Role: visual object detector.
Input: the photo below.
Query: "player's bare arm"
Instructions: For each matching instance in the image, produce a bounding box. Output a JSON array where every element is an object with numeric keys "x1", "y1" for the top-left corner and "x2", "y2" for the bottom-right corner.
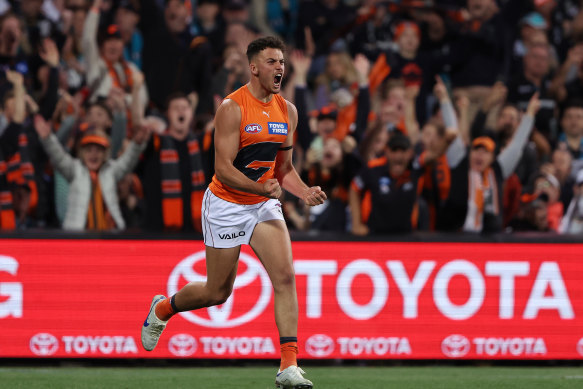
[
  {"x1": 275, "y1": 101, "x2": 327, "y2": 206},
  {"x1": 214, "y1": 99, "x2": 281, "y2": 199}
]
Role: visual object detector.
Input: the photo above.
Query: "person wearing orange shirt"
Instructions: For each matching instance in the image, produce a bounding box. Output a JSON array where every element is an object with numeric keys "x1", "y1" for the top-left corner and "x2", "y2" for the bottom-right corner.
[{"x1": 141, "y1": 36, "x2": 325, "y2": 389}]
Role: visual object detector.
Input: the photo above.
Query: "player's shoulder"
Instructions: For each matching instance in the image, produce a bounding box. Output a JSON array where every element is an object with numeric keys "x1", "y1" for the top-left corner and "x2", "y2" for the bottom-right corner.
[
  {"x1": 217, "y1": 98, "x2": 241, "y2": 114},
  {"x1": 215, "y1": 98, "x2": 242, "y2": 126},
  {"x1": 284, "y1": 99, "x2": 298, "y2": 118}
]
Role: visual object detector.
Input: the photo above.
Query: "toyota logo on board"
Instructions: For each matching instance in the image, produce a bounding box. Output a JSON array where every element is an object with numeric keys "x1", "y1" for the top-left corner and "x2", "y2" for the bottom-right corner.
[
  {"x1": 441, "y1": 334, "x2": 470, "y2": 358},
  {"x1": 305, "y1": 334, "x2": 335, "y2": 358},
  {"x1": 30, "y1": 333, "x2": 59, "y2": 356},
  {"x1": 168, "y1": 334, "x2": 197, "y2": 357},
  {"x1": 167, "y1": 251, "x2": 271, "y2": 328}
]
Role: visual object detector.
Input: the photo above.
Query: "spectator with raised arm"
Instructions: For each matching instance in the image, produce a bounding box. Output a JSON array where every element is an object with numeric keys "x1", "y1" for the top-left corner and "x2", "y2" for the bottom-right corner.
[
  {"x1": 59, "y1": 0, "x2": 89, "y2": 94},
  {"x1": 349, "y1": 132, "x2": 424, "y2": 235},
  {"x1": 507, "y1": 43, "x2": 557, "y2": 145},
  {"x1": 441, "y1": 92, "x2": 541, "y2": 233},
  {"x1": 416, "y1": 76, "x2": 460, "y2": 231},
  {"x1": 0, "y1": 13, "x2": 33, "y2": 94},
  {"x1": 137, "y1": 93, "x2": 207, "y2": 233},
  {"x1": 1, "y1": 69, "x2": 44, "y2": 229},
  {"x1": 448, "y1": 0, "x2": 532, "y2": 124},
  {"x1": 0, "y1": 70, "x2": 26, "y2": 230},
  {"x1": 470, "y1": 83, "x2": 539, "y2": 187},
  {"x1": 82, "y1": 0, "x2": 148, "y2": 107},
  {"x1": 549, "y1": 42, "x2": 583, "y2": 104},
  {"x1": 35, "y1": 114, "x2": 149, "y2": 231},
  {"x1": 115, "y1": 0, "x2": 143, "y2": 69}
]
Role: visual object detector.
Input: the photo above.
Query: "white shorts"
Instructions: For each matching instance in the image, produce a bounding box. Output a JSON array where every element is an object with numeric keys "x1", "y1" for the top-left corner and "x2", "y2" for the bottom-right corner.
[{"x1": 201, "y1": 188, "x2": 285, "y2": 248}]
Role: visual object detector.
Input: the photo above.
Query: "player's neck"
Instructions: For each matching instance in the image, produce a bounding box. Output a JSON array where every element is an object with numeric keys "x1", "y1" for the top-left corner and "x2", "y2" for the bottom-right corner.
[{"x1": 247, "y1": 81, "x2": 273, "y2": 103}]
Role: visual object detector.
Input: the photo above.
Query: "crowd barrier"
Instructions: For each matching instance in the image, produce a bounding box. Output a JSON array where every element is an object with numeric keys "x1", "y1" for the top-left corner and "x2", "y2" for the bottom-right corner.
[{"x1": 0, "y1": 232, "x2": 582, "y2": 360}]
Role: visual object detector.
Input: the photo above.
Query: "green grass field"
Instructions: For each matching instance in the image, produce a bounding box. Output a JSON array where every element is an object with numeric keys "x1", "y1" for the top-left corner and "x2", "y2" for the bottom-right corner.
[{"x1": 1, "y1": 366, "x2": 583, "y2": 389}]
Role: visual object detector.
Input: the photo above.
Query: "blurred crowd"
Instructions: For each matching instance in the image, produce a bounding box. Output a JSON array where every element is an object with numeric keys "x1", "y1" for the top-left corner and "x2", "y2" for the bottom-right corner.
[{"x1": 1, "y1": 0, "x2": 583, "y2": 235}]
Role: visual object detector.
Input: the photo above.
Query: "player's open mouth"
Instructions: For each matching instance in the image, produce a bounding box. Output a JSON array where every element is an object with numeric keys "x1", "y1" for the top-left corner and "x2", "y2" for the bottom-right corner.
[
  {"x1": 274, "y1": 74, "x2": 283, "y2": 87},
  {"x1": 178, "y1": 116, "x2": 185, "y2": 123}
]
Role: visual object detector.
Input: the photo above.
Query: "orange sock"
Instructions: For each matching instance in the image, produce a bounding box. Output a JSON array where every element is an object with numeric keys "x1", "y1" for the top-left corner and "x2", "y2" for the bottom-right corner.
[
  {"x1": 280, "y1": 342, "x2": 298, "y2": 371},
  {"x1": 154, "y1": 298, "x2": 175, "y2": 321}
]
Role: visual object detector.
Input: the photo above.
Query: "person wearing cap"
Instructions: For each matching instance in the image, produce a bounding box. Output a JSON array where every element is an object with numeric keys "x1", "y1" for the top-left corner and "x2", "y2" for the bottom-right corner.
[
  {"x1": 82, "y1": 0, "x2": 148, "y2": 107},
  {"x1": 559, "y1": 169, "x2": 583, "y2": 234},
  {"x1": 513, "y1": 12, "x2": 548, "y2": 63},
  {"x1": 349, "y1": 131, "x2": 424, "y2": 235},
  {"x1": 34, "y1": 114, "x2": 149, "y2": 230},
  {"x1": 441, "y1": 92, "x2": 541, "y2": 233},
  {"x1": 471, "y1": 82, "x2": 543, "y2": 188}
]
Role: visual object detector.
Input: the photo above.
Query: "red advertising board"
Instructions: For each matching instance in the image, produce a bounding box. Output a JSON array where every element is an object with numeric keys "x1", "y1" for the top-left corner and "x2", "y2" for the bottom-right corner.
[{"x1": 0, "y1": 239, "x2": 582, "y2": 359}]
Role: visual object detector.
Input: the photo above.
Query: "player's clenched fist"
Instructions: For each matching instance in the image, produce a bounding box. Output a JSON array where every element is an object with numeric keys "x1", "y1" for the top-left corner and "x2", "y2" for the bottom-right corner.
[
  {"x1": 262, "y1": 178, "x2": 282, "y2": 199},
  {"x1": 302, "y1": 186, "x2": 327, "y2": 206}
]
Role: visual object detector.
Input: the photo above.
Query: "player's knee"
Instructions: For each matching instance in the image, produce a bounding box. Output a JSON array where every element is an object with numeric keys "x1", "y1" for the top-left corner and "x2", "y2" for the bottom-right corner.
[
  {"x1": 210, "y1": 287, "x2": 232, "y2": 306},
  {"x1": 273, "y1": 268, "x2": 295, "y2": 291}
]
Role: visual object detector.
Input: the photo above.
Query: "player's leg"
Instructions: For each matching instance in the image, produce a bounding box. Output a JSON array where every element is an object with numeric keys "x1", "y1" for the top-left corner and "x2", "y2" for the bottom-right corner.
[
  {"x1": 250, "y1": 219, "x2": 297, "y2": 346},
  {"x1": 142, "y1": 188, "x2": 247, "y2": 352},
  {"x1": 141, "y1": 246, "x2": 240, "y2": 351},
  {"x1": 172, "y1": 245, "x2": 240, "y2": 310},
  {"x1": 250, "y1": 218, "x2": 313, "y2": 388}
]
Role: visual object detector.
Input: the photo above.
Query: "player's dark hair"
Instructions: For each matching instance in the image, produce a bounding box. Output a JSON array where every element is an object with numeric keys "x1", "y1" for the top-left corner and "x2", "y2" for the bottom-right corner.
[{"x1": 246, "y1": 36, "x2": 286, "y2": 62}]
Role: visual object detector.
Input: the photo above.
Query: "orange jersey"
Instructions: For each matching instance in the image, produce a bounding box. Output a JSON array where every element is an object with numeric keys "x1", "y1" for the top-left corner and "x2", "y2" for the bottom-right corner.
[{"x1": 209, "y1": 85, "x2": 290, "y2": 204}]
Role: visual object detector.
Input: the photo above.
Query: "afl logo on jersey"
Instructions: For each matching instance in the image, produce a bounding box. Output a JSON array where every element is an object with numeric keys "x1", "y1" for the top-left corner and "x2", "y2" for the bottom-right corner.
[{"x1": 244, "y1": 124, "x2": 263, "y2": 134}]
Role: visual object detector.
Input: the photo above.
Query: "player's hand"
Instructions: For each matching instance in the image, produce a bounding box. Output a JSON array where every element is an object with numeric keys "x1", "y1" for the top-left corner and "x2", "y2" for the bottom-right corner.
[
  {"x1": 302, "y1": 186, "x2": 327, "y2": 206},
  {"x1": 262, "y1": 179, "x2": 282, "y2": 199}
]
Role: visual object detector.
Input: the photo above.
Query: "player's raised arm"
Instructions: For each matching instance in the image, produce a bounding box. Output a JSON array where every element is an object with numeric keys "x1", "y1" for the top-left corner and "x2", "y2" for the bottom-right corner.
[
  {"x1": 275, "y1": 101, "x2": 327, "y2": 206},
  {"x1": 214, "y1": 99, "x2": 281, "y2": 199}
]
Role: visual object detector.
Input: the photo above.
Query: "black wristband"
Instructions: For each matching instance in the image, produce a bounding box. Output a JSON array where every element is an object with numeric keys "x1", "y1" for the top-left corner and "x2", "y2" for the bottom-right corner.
[{"x1": 278, "y1": 146, "x2": 293, "y2": 151}]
